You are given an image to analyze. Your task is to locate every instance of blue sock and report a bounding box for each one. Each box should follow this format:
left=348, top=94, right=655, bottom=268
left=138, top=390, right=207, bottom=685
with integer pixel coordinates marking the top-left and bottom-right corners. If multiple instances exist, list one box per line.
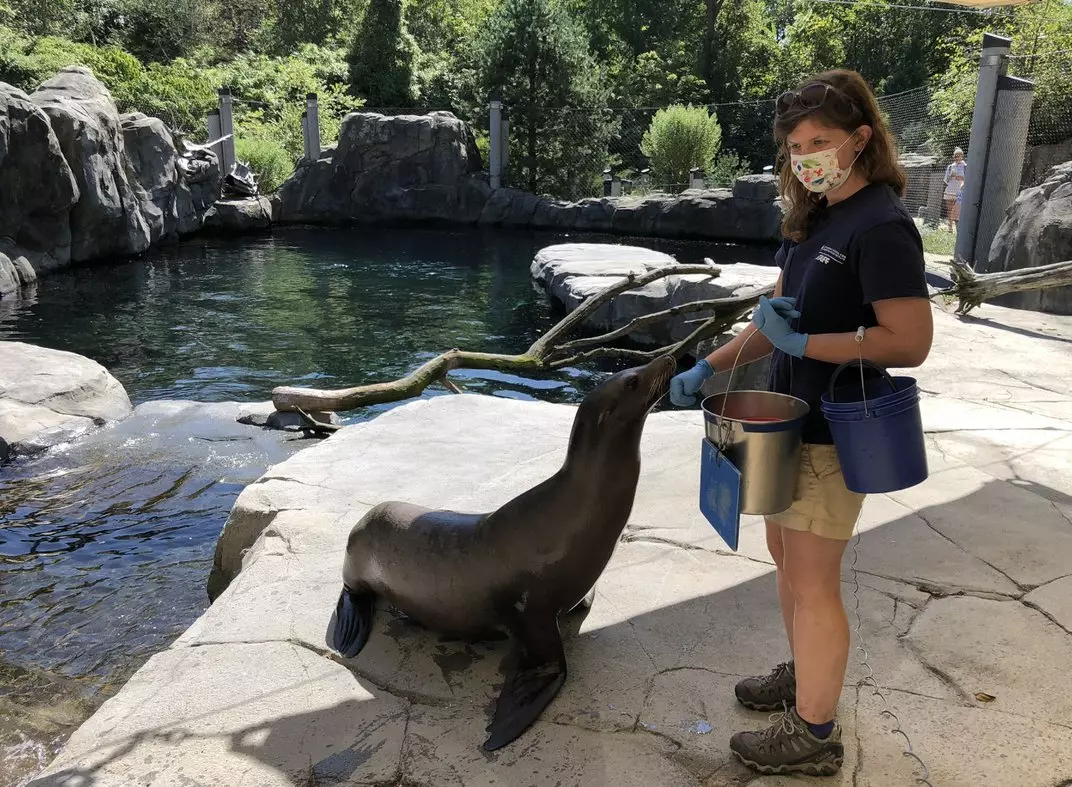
left=805, top=719, right=835, bottom=739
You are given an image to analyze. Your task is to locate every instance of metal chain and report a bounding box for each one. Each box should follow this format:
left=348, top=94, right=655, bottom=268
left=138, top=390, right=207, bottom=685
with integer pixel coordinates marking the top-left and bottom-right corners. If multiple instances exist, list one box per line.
left=849, top=528, right=935, bottom=786
left=848, top=326, right=935, bottom=785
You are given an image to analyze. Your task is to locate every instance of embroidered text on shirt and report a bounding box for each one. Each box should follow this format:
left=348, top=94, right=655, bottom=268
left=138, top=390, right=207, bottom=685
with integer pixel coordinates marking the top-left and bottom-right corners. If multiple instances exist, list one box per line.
left=815, top=245, right=847, bottom=265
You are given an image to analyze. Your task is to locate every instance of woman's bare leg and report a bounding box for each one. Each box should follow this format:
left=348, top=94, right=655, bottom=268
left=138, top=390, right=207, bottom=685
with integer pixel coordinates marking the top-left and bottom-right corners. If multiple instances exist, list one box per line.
left=781, top=527, right=850, bottom=725
left=765, top=518, right=794, bottom=654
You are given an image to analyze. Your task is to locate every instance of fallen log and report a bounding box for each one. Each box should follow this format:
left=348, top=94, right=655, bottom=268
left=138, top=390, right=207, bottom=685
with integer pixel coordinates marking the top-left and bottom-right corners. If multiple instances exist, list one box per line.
left=934, top=257, right=1072, bottom=315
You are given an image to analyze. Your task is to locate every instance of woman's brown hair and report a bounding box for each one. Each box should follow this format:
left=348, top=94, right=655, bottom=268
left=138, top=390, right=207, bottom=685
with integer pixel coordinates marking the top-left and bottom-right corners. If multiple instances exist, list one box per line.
left=773, top=69, right=906, bottom=242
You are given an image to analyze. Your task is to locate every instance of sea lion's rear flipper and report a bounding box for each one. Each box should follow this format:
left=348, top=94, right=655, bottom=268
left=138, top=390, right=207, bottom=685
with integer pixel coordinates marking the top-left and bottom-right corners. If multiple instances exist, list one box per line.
left=332, top=587, right=375, bottom=658
left=483, top=614, right=566, bottom=751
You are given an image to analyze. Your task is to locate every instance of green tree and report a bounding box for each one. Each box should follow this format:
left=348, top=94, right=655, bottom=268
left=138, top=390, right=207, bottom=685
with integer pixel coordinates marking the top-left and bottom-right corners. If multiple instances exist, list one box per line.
left=119, top=0, right=210, bottom=62
left=347, top=0, right=419, bottom=106
left=9, top=0, right=73, bottom=35
left=473, top=0, right=616, bottom=199
left=931, top=2, right=1072, bottom=156
left=269, top=0, right=346, bottom=54
left=640, top=103, right=723, bottom=188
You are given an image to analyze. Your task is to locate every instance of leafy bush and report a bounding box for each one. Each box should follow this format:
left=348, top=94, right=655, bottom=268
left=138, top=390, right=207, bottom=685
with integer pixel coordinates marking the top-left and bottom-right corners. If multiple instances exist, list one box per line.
left=707, top=151, right=750, bottom=187
left=235, top=137, right=293, bottom=193
left=640, top=104, right=723, bottom=189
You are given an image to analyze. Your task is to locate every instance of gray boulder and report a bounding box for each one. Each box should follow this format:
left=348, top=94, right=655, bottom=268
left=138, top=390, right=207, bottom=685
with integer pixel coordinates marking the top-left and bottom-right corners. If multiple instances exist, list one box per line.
left=732, top=173, right=779, bottom=201
left=985, top=161, right=1072, bottom=314
left=0, top=82, right=80, bottom=293
left=277, top=111, right=489, bottom=224
left=531, top=242, right=777, bottom=346
left=203, top=197, right=274, bottom=233
left=30, top=67, right=153, bottom=262
left=0, top=341, right=132, bottom=456
left=121, top=112, right=220, bottom=242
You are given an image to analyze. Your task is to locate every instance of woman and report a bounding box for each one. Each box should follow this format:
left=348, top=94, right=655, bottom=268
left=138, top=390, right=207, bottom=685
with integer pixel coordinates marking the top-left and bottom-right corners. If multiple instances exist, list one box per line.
left=943, top=147, right=966, bottom=231
left=669, top=70, right=933, bottom=777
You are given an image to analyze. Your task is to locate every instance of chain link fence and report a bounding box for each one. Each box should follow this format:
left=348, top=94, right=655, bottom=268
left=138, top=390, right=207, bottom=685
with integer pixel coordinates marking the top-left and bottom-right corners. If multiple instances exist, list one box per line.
left=1008, top=48, right=1072, bottom=188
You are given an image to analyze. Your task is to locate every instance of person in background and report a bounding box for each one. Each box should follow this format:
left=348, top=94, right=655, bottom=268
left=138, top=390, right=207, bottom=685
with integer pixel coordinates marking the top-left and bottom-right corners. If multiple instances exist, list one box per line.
left=943, top=147, right=966, bottom=231
left=668, top=69, right=933, bottom=778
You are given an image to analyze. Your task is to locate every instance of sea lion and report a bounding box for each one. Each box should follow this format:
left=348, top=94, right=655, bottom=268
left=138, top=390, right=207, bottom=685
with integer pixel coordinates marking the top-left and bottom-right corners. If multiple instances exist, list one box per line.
left=329, top=353, right=676, bottom=751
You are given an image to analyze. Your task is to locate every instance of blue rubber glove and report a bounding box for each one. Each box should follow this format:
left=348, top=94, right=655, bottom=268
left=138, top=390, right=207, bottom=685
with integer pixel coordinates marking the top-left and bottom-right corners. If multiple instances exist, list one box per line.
left=752, top=295, right=809, bottom=358
left=767, top=296, right=801, bottom=320
left=669, top=359, right=715, bottom=407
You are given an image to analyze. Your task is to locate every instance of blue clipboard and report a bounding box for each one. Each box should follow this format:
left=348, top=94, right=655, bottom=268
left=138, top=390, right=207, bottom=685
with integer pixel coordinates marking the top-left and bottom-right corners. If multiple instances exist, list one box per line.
left=698, top=437, right=742, bottom=551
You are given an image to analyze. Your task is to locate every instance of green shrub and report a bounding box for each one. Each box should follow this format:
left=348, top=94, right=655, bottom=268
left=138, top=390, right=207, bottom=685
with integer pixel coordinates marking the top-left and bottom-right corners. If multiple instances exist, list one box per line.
left=640, top=104, right=723, bottom=189
left=707, top=151, right=750, bottom=187
left=235, top=137, right=294, bottom=193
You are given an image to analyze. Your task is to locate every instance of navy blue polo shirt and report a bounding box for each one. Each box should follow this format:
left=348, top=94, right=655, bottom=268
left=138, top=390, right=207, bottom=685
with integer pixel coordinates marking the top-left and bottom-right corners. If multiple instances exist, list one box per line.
left=767, top=182, right=930, bottom=444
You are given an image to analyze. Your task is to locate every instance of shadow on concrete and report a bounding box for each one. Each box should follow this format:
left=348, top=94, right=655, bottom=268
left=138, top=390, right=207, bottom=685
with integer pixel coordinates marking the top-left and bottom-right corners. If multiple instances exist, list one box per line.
left=24, top=474, right=1072, bottom=787
left=956, top=311, right=1072, bottom=346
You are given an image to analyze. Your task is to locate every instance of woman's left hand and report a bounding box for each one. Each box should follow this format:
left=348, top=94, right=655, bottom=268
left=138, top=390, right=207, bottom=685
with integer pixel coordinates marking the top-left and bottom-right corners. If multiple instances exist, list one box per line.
left=752, top=295, right=809, bottom=358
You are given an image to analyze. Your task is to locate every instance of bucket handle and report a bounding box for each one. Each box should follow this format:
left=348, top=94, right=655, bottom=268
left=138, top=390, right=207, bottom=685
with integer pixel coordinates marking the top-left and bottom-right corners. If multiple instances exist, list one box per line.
left=713, top=325, right=762, bottom=450
left=826, top=357, right=898, bottom=417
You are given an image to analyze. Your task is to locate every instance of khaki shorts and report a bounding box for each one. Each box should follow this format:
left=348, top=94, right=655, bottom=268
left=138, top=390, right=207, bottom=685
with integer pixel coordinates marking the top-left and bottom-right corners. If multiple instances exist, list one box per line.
left=766, top=443, right=865, bottom=541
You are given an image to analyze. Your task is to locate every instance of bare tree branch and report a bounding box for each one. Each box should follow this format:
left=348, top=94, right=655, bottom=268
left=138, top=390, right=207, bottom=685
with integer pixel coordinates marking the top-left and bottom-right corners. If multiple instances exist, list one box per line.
left=933, top=257, right=1072, bottom=315
left=270, top=260, right=743, bottom=414
left=527, top=263, right=721, bottom=357
left=549, top=287, right=773, bottom=355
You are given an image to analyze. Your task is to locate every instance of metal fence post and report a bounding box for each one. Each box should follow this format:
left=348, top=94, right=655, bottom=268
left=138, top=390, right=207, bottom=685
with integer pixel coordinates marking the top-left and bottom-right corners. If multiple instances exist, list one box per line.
left=975, top=75, right=1035, bottom=270
left=305, top=93, right=320, bottom=161
left=500, top=105, right=510, bottom=188
left=489, top=96, right=502, bottom=189
left=217, top=87, right=236, bottom=174
left=207, top=110, right=222, bottom=159
left=955, top=33, right=1012, bottom=265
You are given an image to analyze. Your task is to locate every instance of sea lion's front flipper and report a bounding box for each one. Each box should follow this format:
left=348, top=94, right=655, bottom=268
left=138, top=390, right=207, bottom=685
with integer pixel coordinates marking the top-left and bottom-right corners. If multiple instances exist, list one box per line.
left=483, top=614, right=566, bottom=751
left=332, top=587, right=375, bottom=658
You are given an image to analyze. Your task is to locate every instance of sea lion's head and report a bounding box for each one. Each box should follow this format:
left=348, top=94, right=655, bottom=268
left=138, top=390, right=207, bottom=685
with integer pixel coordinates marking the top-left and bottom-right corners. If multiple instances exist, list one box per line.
left=582, top=354, right=677, bottom=432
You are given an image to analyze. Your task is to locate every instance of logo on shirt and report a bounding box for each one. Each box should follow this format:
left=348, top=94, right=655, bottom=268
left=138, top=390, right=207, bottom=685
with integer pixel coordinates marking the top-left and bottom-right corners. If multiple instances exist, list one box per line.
left=815, top=245, right=847, bottom=265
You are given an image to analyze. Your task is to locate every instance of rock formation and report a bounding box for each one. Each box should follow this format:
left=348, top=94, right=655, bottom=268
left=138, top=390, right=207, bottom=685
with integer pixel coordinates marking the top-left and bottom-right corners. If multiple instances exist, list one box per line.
left=122, top=112, right=222, bottom=243
left=30, top=68, right=155, bottom=261
left=277, top=111, right=490, bottom=225
left=0, top=67, right=221, bottom=298
left=0, top=83, right=80, bottom=295
left=531, top=243, right=778, bottom=347
left=0, top=341, right=133, bottom=459
left=985, top=161, right=1072, bottom=314
left=275, top=111, right=785, bottom=244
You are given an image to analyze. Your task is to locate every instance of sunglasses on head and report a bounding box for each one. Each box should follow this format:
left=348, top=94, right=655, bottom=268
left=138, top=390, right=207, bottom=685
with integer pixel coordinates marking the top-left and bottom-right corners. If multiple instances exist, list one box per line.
left=776, top=82, right=860, bottom=120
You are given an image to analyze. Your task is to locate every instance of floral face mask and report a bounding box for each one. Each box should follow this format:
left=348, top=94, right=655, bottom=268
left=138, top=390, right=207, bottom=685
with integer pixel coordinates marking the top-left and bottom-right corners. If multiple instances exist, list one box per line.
left=790, top=131, right=864, bottom=194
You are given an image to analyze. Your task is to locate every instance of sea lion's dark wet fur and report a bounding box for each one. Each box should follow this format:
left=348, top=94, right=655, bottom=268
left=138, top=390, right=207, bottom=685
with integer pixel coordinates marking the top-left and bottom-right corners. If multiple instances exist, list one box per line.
left=330, top=354, right=676, bottom=751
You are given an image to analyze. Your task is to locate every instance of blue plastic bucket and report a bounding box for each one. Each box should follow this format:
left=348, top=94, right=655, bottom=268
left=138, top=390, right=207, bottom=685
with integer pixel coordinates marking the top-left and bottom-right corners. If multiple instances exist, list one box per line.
left=820, top=360, right=928, bottom=494
left=824, top=393, right=920, bottom=423
left=821, top=374, right=918, bottom=412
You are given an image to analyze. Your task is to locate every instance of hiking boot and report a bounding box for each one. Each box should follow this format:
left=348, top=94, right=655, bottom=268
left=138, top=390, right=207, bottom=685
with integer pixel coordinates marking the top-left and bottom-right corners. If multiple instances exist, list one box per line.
left=730, top=704, right=844, bottom=777
left=734, top=660, right=796, bottom=711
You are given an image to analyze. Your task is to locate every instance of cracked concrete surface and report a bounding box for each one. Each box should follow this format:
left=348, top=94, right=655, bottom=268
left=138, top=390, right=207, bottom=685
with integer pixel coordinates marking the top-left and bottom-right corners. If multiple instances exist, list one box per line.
left=27, top=301, right=1072, bottom=786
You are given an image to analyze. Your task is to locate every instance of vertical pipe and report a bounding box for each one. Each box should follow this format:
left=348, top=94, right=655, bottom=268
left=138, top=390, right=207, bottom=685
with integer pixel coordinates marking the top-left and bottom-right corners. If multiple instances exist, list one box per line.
left=489, top=96, right=502, bottom=190
left=975, top=75, right=1035, bottom=270
left=207, top=110, right=222, bottom=161
left=306, top=93, right=321, bottom=161
left=954, top=33, right=1012, bottom=265
left=217, top=87, right=236, bottom=174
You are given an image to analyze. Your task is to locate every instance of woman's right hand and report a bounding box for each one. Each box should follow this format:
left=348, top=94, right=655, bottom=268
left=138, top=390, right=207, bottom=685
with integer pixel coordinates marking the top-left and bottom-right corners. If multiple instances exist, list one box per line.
left=669, top=359, right=715, bottom=407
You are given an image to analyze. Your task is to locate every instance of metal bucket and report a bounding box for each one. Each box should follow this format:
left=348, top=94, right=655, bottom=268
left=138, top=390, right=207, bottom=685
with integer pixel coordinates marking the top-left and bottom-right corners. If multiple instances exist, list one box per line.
left=700, top=390, right=810, bottom=515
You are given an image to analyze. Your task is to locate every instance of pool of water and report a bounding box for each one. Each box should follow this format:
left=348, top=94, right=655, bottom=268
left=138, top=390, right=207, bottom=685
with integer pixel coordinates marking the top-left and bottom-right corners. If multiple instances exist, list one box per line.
left=0, top=225, right=774, bottom=782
